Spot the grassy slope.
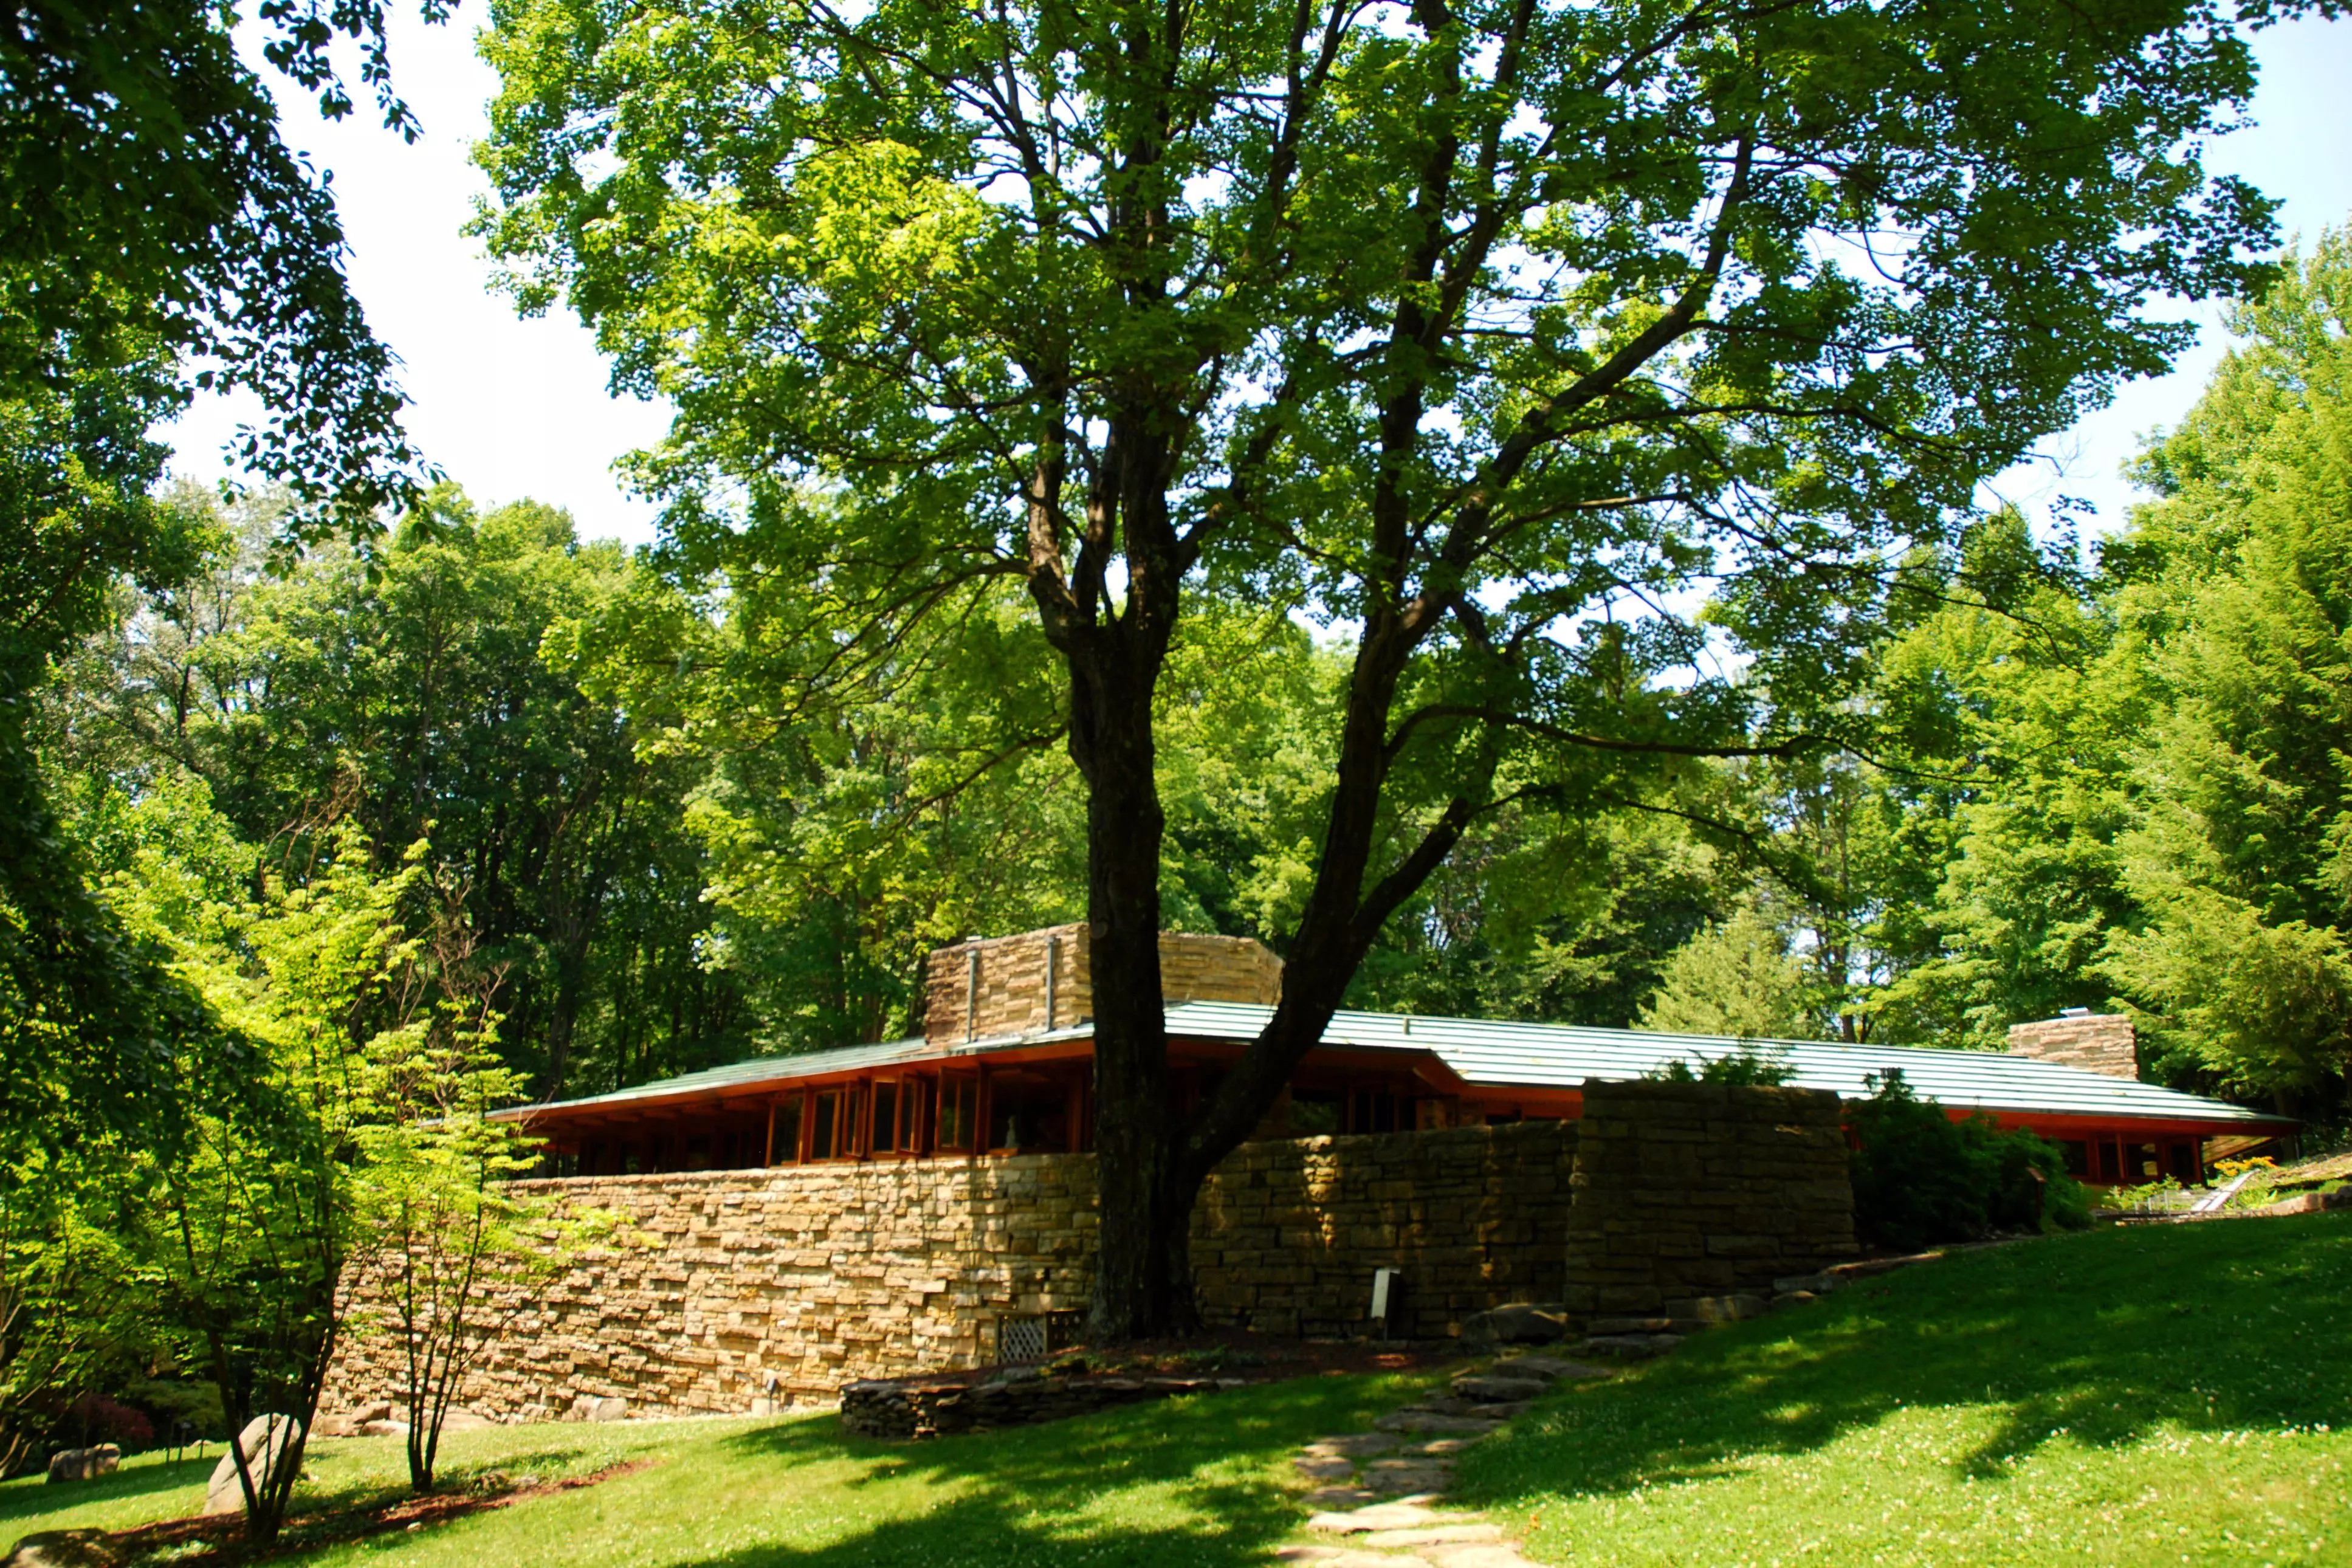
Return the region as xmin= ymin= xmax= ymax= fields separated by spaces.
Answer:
xmin=2 ymin=1370 xmax=1427 ymax=1567
xmin=1457 ymin=1212 xmax=2352 ymax=1567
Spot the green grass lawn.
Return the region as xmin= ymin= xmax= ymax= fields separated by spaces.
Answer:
xmin=2 ymin=1367 xmax=1427 ymax=1566
xmin=1456 ymin=1212 xmax=2352 ymax=1567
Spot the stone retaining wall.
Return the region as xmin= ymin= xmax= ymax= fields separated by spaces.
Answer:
xmin=1195 ymin=1121 xmax=1577 ymax=1338
xmin=325 ymin=1121 xmax=1577 ymax=1420
xmin=1562 ymin=1080 xmax=1857 ymax=1316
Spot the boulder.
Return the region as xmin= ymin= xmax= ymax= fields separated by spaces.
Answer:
xmin=1460 ymin=1302 xmax=1571 ymax=1350
xmin=202 ymin=1414 xmax=303 ymax=1517
xmin=2 ymin=1529 xmax=120 ymax=1567
xmin=565 ymin=1394 xmax=628 ymax=1422
xmin=43 ymin=1447 xmax=119 ymax=1484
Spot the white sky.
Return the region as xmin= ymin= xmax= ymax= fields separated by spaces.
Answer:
xmin=167 ymin=10 xmax=2352 ymax=552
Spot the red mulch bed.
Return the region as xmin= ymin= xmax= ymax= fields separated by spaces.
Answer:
xmin=97 ymin=1459 xmax=655 ymax=1565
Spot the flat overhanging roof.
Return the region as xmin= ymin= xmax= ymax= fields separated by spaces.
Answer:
xmin=496 ymin=1002 xmax=2291 ymax=1133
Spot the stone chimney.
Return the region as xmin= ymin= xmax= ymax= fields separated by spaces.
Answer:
xmin=2005 ymin=1011 xmax=2139 ymax=1079
xmin=921 ymin=924 xmax=1282 ymax=1045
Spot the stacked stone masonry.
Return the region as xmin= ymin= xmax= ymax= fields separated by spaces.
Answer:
xmin=326 ymin=1121 xmax=1575 ymax=1421
xmin=1562 ymin=1081 xmax=1858 ymax=1317
xmin=920 ymin=926 xmax=1282 ymax=1043
xmin=2005 ymin=1013 xmax=2139 ymax=1079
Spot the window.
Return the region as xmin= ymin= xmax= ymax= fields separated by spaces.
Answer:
xmin=988 ymin=1073 xmax=1073 ymax=1153
xmin=892 ymin=1078 xmax=929 ymax=1153
xmin=872 ymin=1081 xmax=898 ymax=1154
xmin=937 ymin=1078 xmax=978 ymax=1152
xmin=769 ymin=1094 xmax=804 ymax=1164
xmin=1350 ymin=1088 xmax=1401 ymax=1135
xmin=811 ymin=1088 xmax=861 ymax=1160
xmin=1291 ymin=1090 xmax=1342 ymax=1135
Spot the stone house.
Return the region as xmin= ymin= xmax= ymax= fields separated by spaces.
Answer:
xmin=513 ymin=924 xmax=2285 ymax=1189
xmin=311 ymin=926 xmax=2298 ymax=1422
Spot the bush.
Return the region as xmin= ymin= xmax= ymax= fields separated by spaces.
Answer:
xmin=1847 ymin=1073 xmax=2092 ymax=1250
xmin=64 ymin=1393 xmax=154 ymax=1451
xmin=117 ymin=1376 xmax=225 ymax=1444
xmin=1643 ymin=1045 xmax=1795 ymax=1085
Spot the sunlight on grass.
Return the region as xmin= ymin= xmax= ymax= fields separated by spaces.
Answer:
xmin=1457 ymin=1213 xmax=2352 ymax=1567
xmin=2 ymin=1372 xmax=1429 ymax=1567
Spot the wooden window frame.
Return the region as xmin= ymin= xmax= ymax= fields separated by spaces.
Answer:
xmin=935 ymin=1075 xmax=980 ymax=1154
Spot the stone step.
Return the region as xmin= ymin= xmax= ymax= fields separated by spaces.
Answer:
xmin=1661 ymin=1293 xmax=1769 ymax=1325
xmin=1772 ymin=1271 xmax=1841 ymax=1296
xmin=1275 ymin=1547 xmax=1435 ymax=1567
xmin=1583 ymin=1332 xmax=1683 ymax=1359
xmin=1358 ymin=1524 xmax=1505 ymax=1547
xmin=1303 ymin=1484 xmax=1380 ymax=1508
xmin=1426 ymin=1545 xmax=1539 ymax=1567
xmin=1373 ymin=1409 xmax=1504 ymax=1435
xmin=1308 ymin=1501 xmax=1462 ymax=1533
xmin=1488 ymin=1355 xmax=1611 ymax=1383
xmin=1296 ymin=1456 xmax=1358 ymax=1480
xmin=1362 ymin=1463 xmax=1454 ymax=1495
xmin=1585 ymin=1316 xmax=1683 ymax=1335
xmin=1304 ymin=1433 xmax=1402 ymax=1459
xmin=1406 ymin=1394 xmax=1532 ymax=1420
xmin=1449 ymin=1375 xmax=1549 ymax=1405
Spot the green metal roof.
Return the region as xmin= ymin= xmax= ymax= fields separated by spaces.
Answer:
xmin=509 ymin=1002 xmax=2286 ymax=1130
xmin=507 ymin=1035 xmax=936 ymax=1118
xmin=1165 ymin=1001 xmax=2288 ymax=1127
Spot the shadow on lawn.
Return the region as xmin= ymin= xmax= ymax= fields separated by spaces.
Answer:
xmin=662 ymin=1372 xmax=1406 ymax=1568
xmin=0 ymin=1456 xmax=213 ymax=1526
xmin=1455 ymin=1212 xmax=2352 ymax=1508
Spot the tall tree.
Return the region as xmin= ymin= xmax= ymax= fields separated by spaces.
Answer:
xmin=476 ymin=0 xmax=2295 ymax=1334
xmin=2100 ymin=227 xmax=2352 ymax=1108
xmin=50 ymin=488 xmax=748 ymax=1099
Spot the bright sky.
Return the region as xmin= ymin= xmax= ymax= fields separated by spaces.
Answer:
xmin=166 ymin=10 xmax=2352 ymax=552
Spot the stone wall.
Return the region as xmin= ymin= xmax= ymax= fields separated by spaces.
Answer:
xmin=2006 ymin=1013 xmax=2138 ymax=1079
xmin=329 ymin=1154 xmax=1096 ymax=1418
xmin=1563 ymin=1081 xmax=1856 ymax=1316
xmin=921 ymin=926 xmax=1282 ymax=1043
xmin=326 ymin=1121 xmax=1572 ymax=1420
xmin=1193 ymin=1121 xmax=1576 ymax=1338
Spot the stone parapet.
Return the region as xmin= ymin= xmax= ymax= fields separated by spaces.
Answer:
xmin=1562 ymin=1081 xmax=1857 ymax=1318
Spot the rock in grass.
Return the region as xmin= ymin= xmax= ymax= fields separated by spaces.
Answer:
xmin=43 ymin=1448 xmax=118 ymax=1484
xmin=203 ymin=1414 xmax=303 ymax=1517
xmin=1460 ymin=1302 xmax=1571 ymax=1350
xmin=3 ymin=1530 xmax=120 ymax=1567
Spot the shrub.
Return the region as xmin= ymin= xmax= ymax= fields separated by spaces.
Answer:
xmin=1846 ymin=1072 xmax=2092 ymax=1250
xmin=1643 ymin=1045 xmax=1795 ymax=1085
xmin=65 ymin=1392 xmax=154 ymax=1451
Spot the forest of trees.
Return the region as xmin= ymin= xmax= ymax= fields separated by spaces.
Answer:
xmin=5 ymin=0 xmax=2348 ymax=1505
xmin=35 ymin=228 xmax=2352 ymax=1121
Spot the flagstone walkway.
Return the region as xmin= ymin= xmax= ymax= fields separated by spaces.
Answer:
xmin=1271 ymin=1354 xmax=1610 ymax=1567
